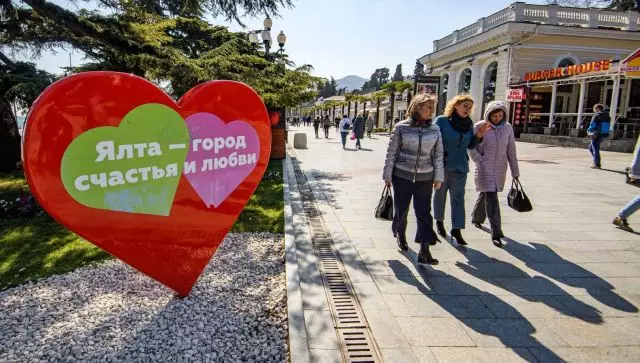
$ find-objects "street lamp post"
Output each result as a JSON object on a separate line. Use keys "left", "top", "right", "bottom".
{"left": 248, "top": 17, "right": 287, "bottom": 159}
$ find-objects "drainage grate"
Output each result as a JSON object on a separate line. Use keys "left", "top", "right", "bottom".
{"left": 290, "top": 153, "right": 381, "bottom": 363}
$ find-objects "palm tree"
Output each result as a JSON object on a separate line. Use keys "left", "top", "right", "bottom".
{"left": 345, "top": 93, "right": 357, "bottom": 119}
{"left": 381, "top": 82, "right": 398, "bottom": 124}
{"left": 358, "top": 95, "right": 371, "bottom": 117}
{"left": 372, "top": 91, "right": 387, "bottom": 127}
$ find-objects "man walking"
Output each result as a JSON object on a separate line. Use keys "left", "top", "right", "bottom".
{"left": 322, "top": 114, "right": 332, "bottom": 138}
{"left": 587, "top": 104, "right": 610, "bottom": 169}
{"left": 313, "top": 116, "right": 321, "bottom": 138}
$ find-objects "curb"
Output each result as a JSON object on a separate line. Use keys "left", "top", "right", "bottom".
{"left": 283, "top": 155, "right": 311, "bottom": 363}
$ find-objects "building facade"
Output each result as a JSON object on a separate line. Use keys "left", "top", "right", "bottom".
{"left": 418, "top": 2, "right": 640, "bottom": 140}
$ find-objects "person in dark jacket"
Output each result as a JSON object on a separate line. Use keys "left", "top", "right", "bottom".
{"left": 382, "top": 94, "right": 444, "bottom": 265}
{"left": 352, "top": 114, "right": 366, "bottom": 150}
{"left": 587, "top": 103, "right": 610, "bottom": 169}
{"left": 469, "top": 101, "right": 520, "bottom": 247}
{"left": 322, "top": 114, "right": 332, "bottom": 138}
{"left": 313, "top": 116, "right": 321, "bottom": 138}
{"left": 433, "top": 94, "right": 491, "bottom": 246}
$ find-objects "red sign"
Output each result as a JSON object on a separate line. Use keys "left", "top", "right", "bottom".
{"left": 23, "top": 72, "right": 271, "bottom": 297}
{"left": 524, "top": 60, "right": 611, "bottom": 82}
{"left": 507, "top": 88, "right": 525, "bottom": 102}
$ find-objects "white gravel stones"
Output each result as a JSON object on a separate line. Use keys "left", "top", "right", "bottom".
{"left": 0, "top": 232, "right": 288, "bottom": 362}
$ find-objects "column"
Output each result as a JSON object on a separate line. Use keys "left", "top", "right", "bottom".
{"left": 610, "top": 75, "right": 621, "bottom": 131}
{"left": 549, "top": 82, "right": 557, "bottom": 128}
{"left": 447, "top": 71, "right": 457, "bottom": 100}
{"left": 576, "top": 80, "right": 586, "bottom": 129}
{"left": 470, "top": 63, "right": 483, "bottom": 121}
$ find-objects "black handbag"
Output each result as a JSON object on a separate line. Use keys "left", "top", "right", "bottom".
{"left": 507, "top": 178, "right": 533, "bottom": 212}
{"left": 375, "top": 185, "right": 394, "bottom": 221}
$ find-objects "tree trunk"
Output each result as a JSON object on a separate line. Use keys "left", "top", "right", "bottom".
{"left": 354, "top": 101, "right": 358, "bottom": 117}
{"left": 0, "top": 99, "right": 22, "bottom": 172}
{"left": 407, "top": 91, "right": 412, "bottom": 107}
{"left": 390, "top": 93, "right": 396, "bottom": 123}
{"left": 376, "top": 100, "right": 381, "bottom": 128}
{"left": 363, "top": 101, "right": 367, "bottom": 117}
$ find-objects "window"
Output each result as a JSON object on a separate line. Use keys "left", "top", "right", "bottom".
{"left": 439, "top": 74, "right": 449, "bottom": 114}
{"left": 458, "top": 68, "right": 472, "bottom": 94}
{"left": 557, "top": 58, "right": 575, "bottom": 68}
{"left": 482, "top": 62, "right": 498, "bottom": 113}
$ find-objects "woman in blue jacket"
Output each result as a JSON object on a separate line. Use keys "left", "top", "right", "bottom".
{"left": 433, "top": 95, "right": 491, "bottom": 245}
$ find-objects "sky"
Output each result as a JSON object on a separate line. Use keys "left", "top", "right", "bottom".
{"left": 26, "top": 0, "right": 547, "bottom": 80}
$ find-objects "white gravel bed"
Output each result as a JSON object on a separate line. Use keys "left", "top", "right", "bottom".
{"left": 0, "top": 232, "right": 288, "bottom": 362}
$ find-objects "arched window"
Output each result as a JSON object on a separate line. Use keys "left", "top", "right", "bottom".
{"left": 482, "top": 62, "right": 498, "bottom": 113}
{"left": 458, "top": 68, "right": 472, "bottom": 94}
{"left": 558, "top": 58, "right": 575, "bottom": 68}
{"left": 439, "top": 74, "right": 449, "bottom": 114}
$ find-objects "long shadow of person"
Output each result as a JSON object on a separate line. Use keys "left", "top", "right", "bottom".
{"left": 394, "top": 252, "right": 564, "bottom": 363}
{"left": 501, "top": 238, "right": 638, "bottom": 314}
{"left": 448, "top": 242, "right": 604, "bottom": 324}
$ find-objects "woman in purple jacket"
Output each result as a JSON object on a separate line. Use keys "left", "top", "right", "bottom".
{"left": 469, "top": 101, "right": 520, "bottom": 247}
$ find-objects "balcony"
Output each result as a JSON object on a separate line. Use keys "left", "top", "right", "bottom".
{"left": 433, "top": 2, "right": 639, "bottom": 52}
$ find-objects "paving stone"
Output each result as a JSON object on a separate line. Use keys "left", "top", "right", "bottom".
{"left": 342, "top": 261, "right": 373, "bottom": 283}
{"left": 371, "top": 274, "right": 434, "bottom": 295}
{"left": 410, "top": 347, "right": 438, "bottom": 363}
{"left": 479, "top": 294, "right": 596, "bottom": 320}
{"left": 352, "top": 282, "right": 387, "bottom": 310}
{"left": 396, "top": 317, "right": 475, "bottom": 347}
{"left": 528, "top": 346, "right": 640, "bottom": 363}
{"left": 304, "top": 310, "right": 339, "bottom": 349}
{"left": 309, "top": 349, "right": 342, "bottom": 363}
{"left": 427, "top": 276, "right": 509, "bottom": 296}
{"left": 379, "top": 348, "right": 420, "bottom": 363}
{"left": 401, "top": 294, "right": 496, "bottom": 318}
{"left": 460, "top": 318, "right": 570, "bottom": 347}
{"left": 429, "top": 347, "right": 537, "bottom": 363}
{"left": 364, "top": 309, "right": 410, "bottom": 348}
{"left": 545, "top": 317, "right": 640, "bottom": 347}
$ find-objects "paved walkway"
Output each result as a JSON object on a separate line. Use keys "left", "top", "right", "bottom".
{"left": 285, "top": 125, "right": 640, "bottom": 363}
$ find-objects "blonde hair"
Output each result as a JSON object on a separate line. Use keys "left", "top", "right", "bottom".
{"left": 443, "top": 94, "right": 474, "bottom": 118}
{"left": 407, "top": 93, "right": 437, "bottom": 120}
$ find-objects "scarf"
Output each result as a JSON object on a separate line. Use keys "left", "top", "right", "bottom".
{"left": 411, "top": 117, "right": 432, "bottom": 128}
{"left": 449, "top": 112, "right": 473, "bottom": 145}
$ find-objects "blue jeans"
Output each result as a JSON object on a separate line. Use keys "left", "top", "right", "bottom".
{"left": 340, "top": 132, "right": 348, "bottom": 147}
{"left": 630, "top": 137, "right": 640, "bottom": 179}
{"left": 619, "top": 195, "right": 640, "bottom": 219}
{"left": 588, "top": 136, "right": 604, "bottom": 166}
{"left": 433, "top": 170, "right": 468, "bottom": 229}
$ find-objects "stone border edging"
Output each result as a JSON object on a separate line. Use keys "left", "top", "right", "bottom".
{"left": 283, "top": 156, "right": 311, "bottom": 363}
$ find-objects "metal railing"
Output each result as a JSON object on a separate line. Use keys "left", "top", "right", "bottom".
{"left": 433, "top": 2, "right": 639, "bottom": 51}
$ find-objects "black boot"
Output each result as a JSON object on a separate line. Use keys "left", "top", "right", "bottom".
{"left": 436, "top": 221, "right": 447, "bottom": 238}
{"left": 396, "top": 234, "right": 408, "bottom": 251}
{"left": 451, "top": 229, "right": 468, "bottom": 246}
{"left": 492, "top": 231, "right": 504, "bottom": 248}
{"left": 418, "top": 242, "right": 439, "bottom": 266}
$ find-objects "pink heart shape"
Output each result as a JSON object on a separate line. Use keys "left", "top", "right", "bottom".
{"left": 185, "top": 113, "right": 260, "bottom": 208}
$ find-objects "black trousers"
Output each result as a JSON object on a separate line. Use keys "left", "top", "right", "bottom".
{"left": 324, "top": 126, "right": 330, "bottom": 138}
{"left": 471, "top": 192, "right": 503, "bottom": 238}
{"left": 314, "top": 125, "right": 319, "bottom": 137}
{"left": 391, "top": 175, "right": 436, "bottom": 244}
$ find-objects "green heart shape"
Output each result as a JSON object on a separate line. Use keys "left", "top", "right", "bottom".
{"left": 61, "top": 103, "right": 189, "bottom": 216}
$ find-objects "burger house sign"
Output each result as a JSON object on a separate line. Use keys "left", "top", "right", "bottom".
{"left": 524, "top": 60, "right": 611, "bottom": 82}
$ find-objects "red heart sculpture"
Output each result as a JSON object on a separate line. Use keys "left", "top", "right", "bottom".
{"left": 22, "top": 72, "right": 271, "bottom": 297}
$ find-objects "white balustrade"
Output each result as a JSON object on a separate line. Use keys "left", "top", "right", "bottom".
{"left": 433, "top": 2, "right": 637, "bottom": 51}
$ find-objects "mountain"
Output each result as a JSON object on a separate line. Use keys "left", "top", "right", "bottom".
{"left": 336, "top": 75, "right": 367, "bottom": 92}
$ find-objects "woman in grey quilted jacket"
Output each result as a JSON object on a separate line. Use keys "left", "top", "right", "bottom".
{"left": 382, "top": 94, "right": 444, "bottom": 265}
{"left": 469, "top": 101, "right": 520, "bottom": 247}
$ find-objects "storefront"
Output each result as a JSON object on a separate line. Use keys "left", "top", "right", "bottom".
{"left": 417, "top": 2, "right": 640, "bottom": 147}
{"left": 508, "top": 55, "right": 640, "bottom": 139}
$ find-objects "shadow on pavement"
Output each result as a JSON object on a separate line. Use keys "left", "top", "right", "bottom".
{"left": 395, "top": 251, "right": 563, "bottom": 363}
{"left": 501, "top": 237, "right": 638, "bottom": 314}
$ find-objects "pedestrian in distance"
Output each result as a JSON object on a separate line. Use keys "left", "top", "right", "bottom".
{"left": 433, "top": 94, "right": 491, "bottom": 246}
{"left": 366, "top": 115, "right": 375, "bottom": 138}
{"left": 613, "top": 135, "right": 640, "bottom": 232}
{"left": 313, "top": 116, "right": 321, "bottom": 138}
{"left": 338, "top": 114, "right": 352, "bottom": 149}
{"left": 335, "top": 117, "right": 340, "bottom": 131}
{"left": 352, "top": 114, "right": 366, "bottom": 150}
{"left": 322, "top": 114, "right": 332, "bottom": 138}
{"left": 469, "top": 101, "right": 520, "bottom": 248}
{"left": 587, "top": 103, "right": 610, "bottom": 169}
{"left": 382, "top": 94, "right": 444, "bottom": 265}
